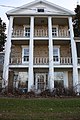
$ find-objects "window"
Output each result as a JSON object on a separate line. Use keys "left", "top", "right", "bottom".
{"left": 54, "top": 72, "right": 64, "bottom": 88}
{"left": 37, "top": 8, "right": 44, "bottom": 12}
{"left": 22, "top": 47, "right": 29, "bottom": 63}
{"left": 13, "top": 72, "right": 28, "bottom": 92}
{"left": 24, "top": 27, "right": 30, "bottom": 37}
{"left": 53, "top": 47, "right": 60, "bottom": 63}
{"left": 52, "top": 26, "right": 58, "bottom": 37}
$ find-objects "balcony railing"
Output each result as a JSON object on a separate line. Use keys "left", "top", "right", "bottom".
{"left": 34, "top": 29, "right": 48, "bottom": 37}
{"left": 34, "top": 57, "right": 49, "bottom": 65}
{"left": 12, "top": 29, "right": 69, "bottom": 38}
{"left": 10, "top": 57, "right": 72, "bottom": 65}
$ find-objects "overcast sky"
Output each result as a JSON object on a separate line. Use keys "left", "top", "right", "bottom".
{"left": 0, "top": 0, "right": 79, "bottom": 28}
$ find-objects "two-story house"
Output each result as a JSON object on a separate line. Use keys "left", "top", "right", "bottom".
{"left": 3, "top": 0, "right": 80, "bottom": 93}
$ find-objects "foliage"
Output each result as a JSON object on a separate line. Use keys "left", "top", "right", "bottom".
{"left": 0, "top": 98, "right": 80, "bottom": 120}
{"left": 0, "top": 18, "right": 6, "bottom": 51}
{"left": 73, "top": 5, "right": 80, "bottom": 37}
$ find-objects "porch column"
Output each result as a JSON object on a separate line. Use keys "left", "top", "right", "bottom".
{"left": 48, "top": 16, "right": 54, "bottom": 91}
{"left": 68, "top": 17, "right": 78, "bottom": 86}
{"left": 2, "top": 16, "right": 13, "bottom": 88}
{"left": 28, "top": 16, "right": 34, "bottom": 91}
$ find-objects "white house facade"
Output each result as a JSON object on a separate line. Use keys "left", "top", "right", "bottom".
{"left": 2, "top": 0, "right": 80, "bottom": 93}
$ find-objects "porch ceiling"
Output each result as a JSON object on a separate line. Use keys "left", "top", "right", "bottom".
{"left": 11, "top": 40, "right": 29, "bottom": 45}
{"left": 54, "top": 40, "right": 70, "bottom": 45}
{"left": 34, "top": 40, "right": 48, "bottom": 45}
{"left": 13, "top": 17, "right": 68, "bottom": 26}
{"left": 13, "top": 17, "right": 30, "bottom": 25}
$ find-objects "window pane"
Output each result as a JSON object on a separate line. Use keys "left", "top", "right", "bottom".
{"left": 24, "top": 48, "right": 29, "bottom": 56}
{"left": 54, "top": 72, "right": 64, "bottom": 88}
{"left": 54, "top": 80, "right": 64, "bottom": 88}
{"left": 23, "top": 48, "right": 29, "bottom": 62}
{"left": 52, "top": 28, "right": 57, "bottom": 36}
{"left": 25, "top": 28, "right": 30, "bottom": 37}
{"left": 53, "top": 48, "right": 58, "bottom": 56}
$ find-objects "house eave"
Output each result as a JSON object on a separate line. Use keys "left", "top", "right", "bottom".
{"left": 6, "top": 13, "right": 75, "bottom": 19}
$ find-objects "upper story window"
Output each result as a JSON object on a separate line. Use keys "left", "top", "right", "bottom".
{"left": 53, "top": 46, "right": 60, "bottom": 64}
{"left": 24, "top": 26, "right": 30, "bottom": 37}
{"left": 52, "top": 26, "right": 58, "bottom": 37}
{"left": 22, "top": 46, "right": 29, "bottom": 63}
{"left": 37, "top": 8, "right": 44, "bottom": 12}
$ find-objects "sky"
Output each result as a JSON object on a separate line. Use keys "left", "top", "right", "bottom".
{"left": 0, "top": 0, "right": 79, "bottom": 29}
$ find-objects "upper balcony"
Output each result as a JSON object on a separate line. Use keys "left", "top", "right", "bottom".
{"left": 12, "top": 28, "right": 69, "bottom": 38}
{"left": 9, "top": 56, "right": 72, "bottom": 67}
{"left": 12, "top": 17, "right": 70, "bottom": 39}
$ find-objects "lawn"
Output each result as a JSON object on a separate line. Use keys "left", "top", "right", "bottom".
{"left": 0, "top": 97, "right": 80, "bottom": 120}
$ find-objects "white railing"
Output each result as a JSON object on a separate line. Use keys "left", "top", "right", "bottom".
{"left": 34, "top": 57, "right": 72, "bottom": 65}
{"left": 10, "top": 57, "right": 22, "bottom": 64}
{"left": 34, "top": 29, "right": 48, "bottom": 37}
{"left": 12, "top": 29, "right": 69, "bottom": 38}
{"left": 12, "top": 30, "right": 24, "bottom": 37}
{"left": 60, "top": 57, "right": 72, "bottom": 65}
{"left": 58, "top": 29, "right": 69, "bottom": 37}
{"left": 34, "top": 57, "right": 49, "bottom": 65}
{"left": 10, "top": 57, "right": 72, "bottom": 65}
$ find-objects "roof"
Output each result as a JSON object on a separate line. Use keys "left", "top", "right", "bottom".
{"left": 6, "top": 0, "right": 75, "bottom": 17}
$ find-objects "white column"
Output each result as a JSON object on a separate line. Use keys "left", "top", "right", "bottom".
{"left": 68, "top": 17, "right": 78, "bottom": 86}
{"left": 48, "top": 16, "right": 54, "bottom": 91}
{"left": 64, "top": 71, "right": 68, "bottom": 88}
{"left": 2, "top": 16, "right": 13, "bottom": 88}
{"left": 28, "top": 16, "right": 34, "bottom": 91}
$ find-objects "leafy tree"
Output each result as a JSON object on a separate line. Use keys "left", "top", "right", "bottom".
{"left": 73, "top": 5, "right": 80, "bottom": 37}
{"left": 0, "top": 18, "right": 6, "bottom": 51}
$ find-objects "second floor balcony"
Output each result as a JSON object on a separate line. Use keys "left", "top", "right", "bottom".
{"left": 12, "top": 28, "right": 70, "bottom": 38}
{"left": 10, "top": 57, "right": 72, "bottom": 66}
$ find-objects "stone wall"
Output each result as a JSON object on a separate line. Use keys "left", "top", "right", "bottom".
{"left": 34, "top": 45, "right": 48, "bottom": 57}
{"left": 60, "top": 44, "right": 71, "bottom": 57}
{"left": 11, "top": 45, "right": 22, "bottom": 58}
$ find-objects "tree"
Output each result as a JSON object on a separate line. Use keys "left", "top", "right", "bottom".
{"left": 73, "top": 5, "right": 80, "bottom": 37}
{"left": 0, "top": 18, "right": 6, "bottom": 51}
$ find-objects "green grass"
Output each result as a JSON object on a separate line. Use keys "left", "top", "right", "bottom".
{"left": 0, "top": 97, "right": 80, "bottom": 120}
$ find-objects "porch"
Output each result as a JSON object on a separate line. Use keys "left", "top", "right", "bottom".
{"left": 10, "top": 57, "right": 72, "bottom": 65}
{"left": 12, "top": 28, "right": 69, "bottom": 38}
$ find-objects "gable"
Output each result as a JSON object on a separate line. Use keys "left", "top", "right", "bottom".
{"left": 6, "top": 0, "right": 74, "bottom": 17}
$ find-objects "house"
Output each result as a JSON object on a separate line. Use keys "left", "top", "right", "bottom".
{"left": 2, "top": 0, "right": 80, "bottom": 93}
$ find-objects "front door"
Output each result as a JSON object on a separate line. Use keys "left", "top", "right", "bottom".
{"left": 36, "top": 73, "right": 46, "bottom": 92}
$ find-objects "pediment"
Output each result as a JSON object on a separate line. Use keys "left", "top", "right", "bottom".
{"left": 7, "top": 0, "right": 74, "bottom": 16}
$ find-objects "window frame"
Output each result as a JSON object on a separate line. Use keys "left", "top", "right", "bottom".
{"left": 54, "top": 72, "right": 64, "bottom": 88}
{"left": 53, "top": 46, "right": 60, "bottom": 64}
{"left": 52, "top": 25, "right": 58, "bottom": 37}
{"left": 24, "top": 26, "right": 30, "bottom": 37}
{"left": 22, "top": 46, "right": 29, "bottom": 64}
